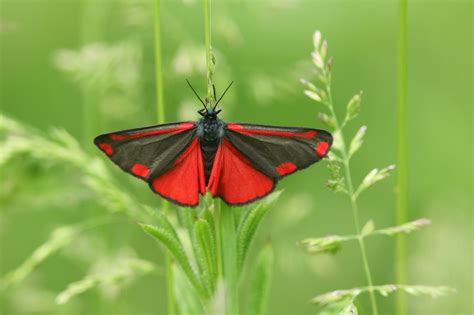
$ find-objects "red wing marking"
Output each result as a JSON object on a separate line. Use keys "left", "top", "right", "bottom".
{"left": 110, "top": 122, "right": 194, "bottom": 140}
{"left": 227, "top": 123, "right": 317, "bottom": 139}
{"left": 316, "top": 141, "right": 330, "bottom": 157}
{"left": 151, "top": 138, "right": 205, "bottom": 206}
{"left": 208, "top": 140, "right": 274, "bottom": 205}
{"left": 98, "top": 143, "right": 113, "bottom": 156}
{"left": 276, "top": 162, "right": 297, "bottom": 176}
{"left": 131, "top": 163, "right": 150, "bottom": 178}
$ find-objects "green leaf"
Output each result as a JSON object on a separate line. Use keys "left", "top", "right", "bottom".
{"left": 349, "top": 126, "right": 367, "bottom": 157}
{"left": 376, "top": 218, "right": 431, "bottom": 236}
{"left": 299, "top": 235, "right": 344, "bottom": 255}
{"left": 248, "top": 244, "right": 274, "bottom": 315}
{"left": 355, "top": 164, "right": 396, "bottom": 196}
{"left": 344, "top": 92, "right": 362, "bottom": 124}
{"left": 144, "top": 206, "right": 179, "bottom": 240}
{"left": 140, "top": 223, "right": 206, "bottom": 298}
{"left": 56, "top": 257, "right": 154, "bottom": 304}
{"left": 361, "top": 220, "right": 375, "bottom": 237}
{"left": 194, "top": 218, "right": 217, "bottom": 293}
{"left": 237, "top": 191, "right": 281, "bottom": 271}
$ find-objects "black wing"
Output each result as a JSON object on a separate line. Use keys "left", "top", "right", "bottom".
{"left": 224, "top": 122, "right": 333, "bottom": 179}
{"left": 93, "top": 121, "right": 197, "bottom": 181}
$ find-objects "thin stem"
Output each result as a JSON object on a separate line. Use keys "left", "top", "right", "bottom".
{"left": 215, "top": 201, "right": 223, "bottom": 278}
{"left": 154, "top": 0, "right": 166, "bottom": 124}
{"left": 219, "top": 201, "right": 239, "bottom": 315}
{"left": 203, "top": 0, "right": 214, "bottom": 103}
{"left": 325, "top": 84, "right": 379, "bottom": 315}
{"left": 153, "top": 1, "right": 174, "bottom": 314}
{"left": 396, "top": 0, "right": 408, "bottom": 314}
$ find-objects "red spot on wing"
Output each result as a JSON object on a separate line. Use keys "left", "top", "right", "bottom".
{"left": 110, "top": 122, "right": 194, "bottom": 140}
{"left": 151, "top": 138, "right": 205, "bottom": 206}
{"left": 208, "top": 140, "right": 274, "bottom": 205}
{"left": 227, "top": 123, "right": 317, "bottom": 139}
{"left": 131, "top": 163, "right": 150, "bottom": 178}
{"left": 98, "top": 143, "right": 113, "bottom": 156}
{"left": 276, "top": 162, "right": 297, "bottom": 176}
{"left": 316, "top": 141, "right": 329, "bottom": 157}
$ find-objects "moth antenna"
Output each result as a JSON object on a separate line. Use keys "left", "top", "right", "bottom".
{"left": 186, "top": 79, "right": 207, "bottom": 110}
{"left": 214, "top": 81, "right": 234, "bottom": 109}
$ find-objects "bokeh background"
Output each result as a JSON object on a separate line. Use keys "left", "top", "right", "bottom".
{"left": 0, "top": 0, "right": 471, "bottom": 314}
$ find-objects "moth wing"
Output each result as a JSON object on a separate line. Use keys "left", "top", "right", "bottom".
{"left": 207, "top": 139, "right": 275, "bottom": 205}
{"left": 224, "top": 122, "right": 333, "bottom": 179}
{"left": 94, "top": 122, "right": 205, "bottom": 206}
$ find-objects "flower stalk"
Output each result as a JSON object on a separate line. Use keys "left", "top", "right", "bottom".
{"left": 152, "top": 1, "right": 175, "bottom": 313}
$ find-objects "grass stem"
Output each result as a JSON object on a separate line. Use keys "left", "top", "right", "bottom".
{"left": 203, "top": 0, "right": 214, "bottom": 102}
{"left": 396, "top": 0, "right": 408, "bottom": 313}
{"left": 326, "top": 85, "right": 379, "bottom": 315}
{"left": 153, "top": 1, "right": 174, "bottom": 314}
{"left": 154, "top": 0, "right": 166, "bottom": 124}
{"left": 219, "top": 201, "right": 239, "bottom": 315}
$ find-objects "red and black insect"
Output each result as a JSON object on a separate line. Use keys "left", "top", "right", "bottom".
{"left": 94, "top": 81, "right": 333, "bottom": 207}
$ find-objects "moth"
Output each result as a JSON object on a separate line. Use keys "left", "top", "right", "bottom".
{"left": 94, "top": 81, "right": 333, "bottom": 207}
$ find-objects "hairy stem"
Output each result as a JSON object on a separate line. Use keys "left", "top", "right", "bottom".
{"left": 396, "top": 0, "right": 408, "bottom": 313}
{"left": 219, "top": 201, "right": 239, "bottom": 315}
{"left": 326, "top": 85, "right": 379, "bottom": 315}
{"left": 153, "top": 1, "right": 174, "bottom": 314}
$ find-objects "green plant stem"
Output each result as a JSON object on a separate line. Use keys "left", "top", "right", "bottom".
{"left": 396, "top": 0, "right": 408, "bottom": 314}
{"left": 154, "top": 0, "right": 166, "bottom": 124}
{"left": 153, "top": 1, "right": 174, "bottom": 314}
{"left": 215, "top": 201, "right": 223, "bottom": 278}
{"left": 219, "top": 201, "right": 239, "bottom": 315}
{"left": 203, "top": 0, "right": 214, "bottom": 102}
{"left": 326, "top": 86, "right": 379, "bottom": 315}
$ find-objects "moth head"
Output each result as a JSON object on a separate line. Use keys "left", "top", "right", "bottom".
{"left": 186, "top": 80, "right": 232, "bottom": 118}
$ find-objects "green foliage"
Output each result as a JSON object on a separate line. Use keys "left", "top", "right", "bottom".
{"left": 0, "top": 114, "right": 159, "bottom": 306}
{"left": 247, "top": 244, "right": 274, "bottom": 315}
{"left": 140, "top": 223, "right": 206, "bottom": 298}
{"left": 300, "top": 31, "right": 453, "bottom": 314}
{"left": 194, "top": 218, "right": 217, "bottom": 293}
{"left": 139, "top": 191, "right": 281, "bottom": 313}
{"left": 237, "top": 191, "right": 282, "bottom": 272}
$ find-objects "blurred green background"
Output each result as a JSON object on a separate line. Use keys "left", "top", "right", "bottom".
{"left": 0, "top": 0, "right": 471, "bottom": 314}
